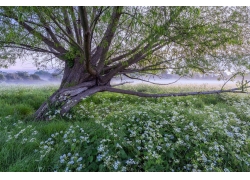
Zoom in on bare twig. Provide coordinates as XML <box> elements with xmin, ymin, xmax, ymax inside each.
<box><xmin>221</xmin><ymin>72</ymin><xmax>240</xmax><ymax>90</ymax></box>
<box><xmin>111</xmin><ymin>81</ymin><xmax>134</xmax><ymax>87</ymax></box>
<box><xmin>123</xmin><ymin>74</ymin><xmax>183</xmax><ymax>86</ymax></box>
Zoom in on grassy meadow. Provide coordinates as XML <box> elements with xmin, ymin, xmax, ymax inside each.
<box><xmin>0</xmin><ymin>83</ymin><xmax>249</xmax><ymax>172</ymax></box>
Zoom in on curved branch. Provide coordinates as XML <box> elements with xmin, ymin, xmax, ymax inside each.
<box><xmin>123</xmin><ymin>74</ymin><xmax>183</xmax><ymax>86</ymax></box>
<box><xmin>3</xmin><ymin>45</ymin><xmax>55</xmax><ymax>54</ymax></box>
<box><xmin>1</xmin><ymin>41</ymin><xmax>60</xmax><ymax>55</ymax></box>
<box><xmin>104</xmin><ymin>85</ymin><xmax>250</xmax><ymax>98</ymax></box>
<box><xmin>221</xmin><ymin>72</ymin><xmax>240</xmax><ymax>90</ymax></box>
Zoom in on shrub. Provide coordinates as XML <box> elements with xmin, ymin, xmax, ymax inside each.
<box><xmin>30</xmin><ymin>74</ymin><xmax>41</xmax><ymax>80</ymax></box>
<box><xmin>5</xmin><ymin>73</ymin><xmax>22</xmax><ymax>80</ymax></box>
<box><xmin>0</xmin><ymin>73</ymin><xmax>6</xmax><ymax>81</ymax></box>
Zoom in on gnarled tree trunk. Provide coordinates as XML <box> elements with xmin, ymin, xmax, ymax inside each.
<box><xmin>34</xmin><ymin>62</ymin><xmax>111</xmax><ymax>120</ymax></box>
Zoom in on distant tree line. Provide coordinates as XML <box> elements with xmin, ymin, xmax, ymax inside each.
<box><xmin>0</xmin><ymin>70</ymin><xmax>62</xmax><ymax>83</ymax></box>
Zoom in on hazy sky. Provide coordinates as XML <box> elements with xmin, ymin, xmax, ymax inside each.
<box><xmin>0</xmin><ymin>59</ymin><xmax>36</xmax><ymax>72</ymax></box>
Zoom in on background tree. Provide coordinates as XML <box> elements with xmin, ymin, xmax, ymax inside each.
<box><xmin>0</xmin><ymin>6</ymin><xmax>249</xmax><ymax>120</ymax></box>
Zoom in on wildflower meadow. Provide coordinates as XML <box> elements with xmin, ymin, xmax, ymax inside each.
<box><xmin>0</xmin><ymin>84</ymin><xmax>249</xmax><ymax>172</ymax></box>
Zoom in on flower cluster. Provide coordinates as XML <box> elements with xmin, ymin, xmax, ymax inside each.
<box><xmin>57</xmin><ymin>152</ymin><xmax>84</xmax><ymax>172</ymax></box>
<box><xmin>5</xmin><ymin>121</ymin><xmax>38</xmax><ymax>144</ymax></box>
<box><xmin>75</xmin><ymin>92</ymin><xmax>250</xmax><ymax>171</ymax></box>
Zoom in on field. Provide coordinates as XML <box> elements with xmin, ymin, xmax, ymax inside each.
<box><xmin>0</xmin><ymin>83</ymin><xmax>249</xmax><ymax>172</ymax></box>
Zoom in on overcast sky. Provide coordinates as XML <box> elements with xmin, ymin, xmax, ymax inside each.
<box><xmin>0</xmin><ymin>58</ymin><xmax>36</xmax><ymax>72</ymax></box>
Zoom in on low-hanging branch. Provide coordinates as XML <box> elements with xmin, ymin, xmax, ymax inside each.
<box><xmin>104</xmin><ymin>85</ymin><xmax>250</xmax><ymax>98</ymax></box>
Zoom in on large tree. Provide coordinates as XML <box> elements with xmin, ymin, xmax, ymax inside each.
<box><xmin>0</xmin><ymin>6</ymin><xmax>249</xmax><ymax>120</ymax></box>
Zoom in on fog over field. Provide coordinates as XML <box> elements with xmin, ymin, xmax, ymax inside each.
<box><xmin>111</xmin><ymin>77</ymin><xmax>237</xmax><ymax>89</ymax></box>
<box><xmin>0</xmin><ymin>75</ymin><xmax>237</xmax><ymax>89</ymax></box>
<box><xmin>112</xmin><ymin>78</ymin><xmax>236</xmax><ymax>85</ymax></box>
<box><xmin>0</xmin><ymin>68</ymin><xmax>239</xmax><ymax>89</ymax></box>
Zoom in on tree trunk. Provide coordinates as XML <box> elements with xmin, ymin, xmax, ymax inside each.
<box><xmin>33</xmin><ymin>84</ymin><xmax>105</xmax><ymax>120</ymax></box>
<box><xmin>60</xmin><ymin>60</ymin><xmax>92</xmax><ymax>89</ymax></box>
<box><xmin>34</xmin><ymin>61</ymin><xmax>110</xmax><ymax>121</ymax></box>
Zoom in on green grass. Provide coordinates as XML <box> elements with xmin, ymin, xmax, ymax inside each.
<box><xmin>0</xmin><ymin>84</ymin><xmax>249</xmax><ymax>172</ymax></box>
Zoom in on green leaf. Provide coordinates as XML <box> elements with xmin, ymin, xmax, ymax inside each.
<box><xmin>88</xmin><ymin>156</ymin><xmax>93</xmax><ymax>162</ymax></box>
<box><xmin>120</xmin><ymin>150</ymin><xmax>127</xmax><ymax>159</ymax></box>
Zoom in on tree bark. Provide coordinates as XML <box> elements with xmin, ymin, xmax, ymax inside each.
<box><xmin>34</xmin><ymin>60</ymin><xmax>107</xmax><ymax>121</ymax></box>
<box><xmin>60</xmin><ymin>60</ymin><xmax>90</xmax><ymax>88</ymax></box>
<box><xmin>33</xmin><ymin>82</ymin><xmax>105</xmax><ymax>120</ymax></box>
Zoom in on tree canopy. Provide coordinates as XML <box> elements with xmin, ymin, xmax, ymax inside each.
<box><xmin>0</xmin><ymin>6</ymin><xmax>249</xmax><ymax>119</ymax></box>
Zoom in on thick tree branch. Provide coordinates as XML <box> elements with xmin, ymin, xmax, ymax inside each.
<box><xmin>77</xmin><ymin>11</ymin><xmax>83</xmax><ymax>46</ymax></box>
<box><xmin>79</xmin><ymin>6</ymin><xmax>97</xmax><ymax>76</ymax></box>
<box><xmin>62</xmin><ymin>8</ymin><xmax>74</xmax><ymax>37</ymax></box>
<box><xmin>101</xmin><ymin>8</ymin><xmax>185</xmax><ymax>74</ymax></box>
<box><xmin>20</xmin><ymin>25</ymin><xmax>65</xmax><ymax>54</ymax></box>
<box><xmin>70</xmin><ymin>7</ymin><xmax>81</xmax><ymax>44</ymax></box>
<box><xmin>91</xmin><ymin>6</ymin><xmax>123</xmax><ymax>72</ymax></box>
<box><xmin>104</xmin><ymin>11</ymin><xmax>138</xmax><ymax>62</ymax></box>
<box><xmin>104</xmin><ymin>85</ymin><xmax>250</xmax><ymax>98</ymax></box>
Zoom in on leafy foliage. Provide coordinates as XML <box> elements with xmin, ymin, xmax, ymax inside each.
<box><xmin>0</xmin><ymin>6</ymin><xmax>249</xmax><ymax>77</ymax></box>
